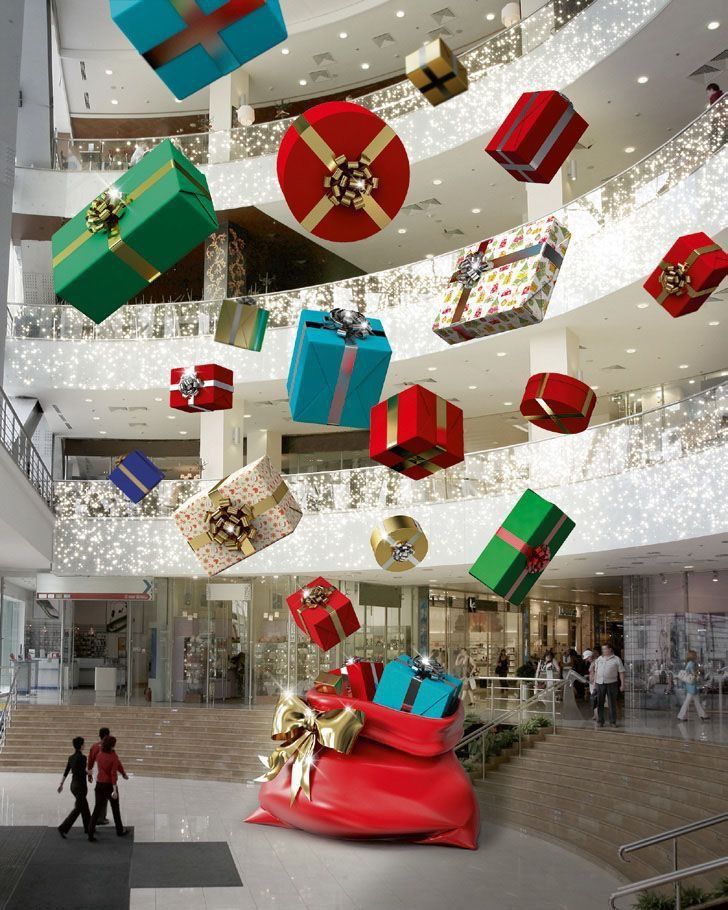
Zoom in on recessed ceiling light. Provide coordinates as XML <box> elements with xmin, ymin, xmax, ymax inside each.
<box><xmin>396</xmin><ymin>9</ymin><xmax>405</xmax><ymax>17</ymax></box>
<box><xmin>637</xmin><ymin>302</ymin><xmax>649</xmax><ymax>309</ymax></box>
<box><xmin>299</xmin><ymin>79</ymin><xmax>307</xmax><ymax>86</ymax></box>
<box><xmin>179</xmin><ymin>430</ymin><xmax>188</xmax><ymax>436</ymax></box>
<box><xmin>111</xmin><ymin>99</ymin><xmax>119</xmax><ymax>105</ymax></box>
<box><xmin>92</xmin><ymin>416</ymin><xmax>101</xmax><ymax>421</ymax></box>
<box><xmin>624</xmin><ymin>146</ymin><xmax>635</xmax><ymax>153</ymax></box>
<box><xmin>471</xmin><ymin>207</ymin><xmax>481</xmax><ymax>214</ymax></box>
<box><xmin>468</xmin><ymin>385</ymin><xmax>478</xmax><ymax>390</ymax></box>
<box><xmin>637</xmin><ymin>75</ymin><xmax>649</xmax><ymax>84</ymax></box>
<box><xmin>84</xmin><ymin>397</ymin><xmax>93</xmax><ymax>403</ymax></box>
<box><xmin>684</xmin><ymin>565</ymin><xmax>694</xmax><ymax>569</ymax></box>
<box><xmin>427</xmin><ymin>366</ymin><xmax>438</xmax><ymax>372</ymax></box>
<box><xmin>707</xmin><ymin>20</ymin><xmax>720</xmax><ymax>30</ymax></box>
<box><xmin>679</xmin><ymin>363</ymin><xmax>689</xmax><ymax>369</ymax></box>
<box><xmin>339</xmin><ymin>31</ymin><xmax>348</xmax><ymax>38</ymax></box>
<box><xmin>432</xmin><ymin>178</ymin><xmax>442</xmax><ymax>186</ymax></box>
<box><xmin>154</xmin><ymin>397</ymin><xmax>163</xmax><ymax>402</ymax></box>
<box><xmin>590</xmin><ymin>385</ymin><xmax>600</xmax><ymax>391</ymax></box>
<box><xmin>397</xmin><ymin>228</ymin><xmax>407</xmax><ymax>234</ymax></box>
<box><xmin>105</xmin><ymin>69</ymin><xmax>113</xmax><ymax>76</ymax></box>
<box><xmin>503</xmin><ymin>401</ymin><xmax>513</xmax><ymax>407</ymax></box>
<box><xmin>496</xmin><ymin>351</ymin><xmax>507</xmax><ymax>357</ymax></box>
<box><xmin>689</xmin><ymin>379</ymin><xmax>696</xmax><ymax>384</ymax></box>
<box><xmin>426</xmin><ymin>253</ymin><xmax>434</xmax><ymax>259</ymax></box>
<box><xmin>167</xmin><ymin>414</ymin><xmax>176</xmax><ymax>420</ymax></box>
<box><xmin>486</xmin><ymin>12</ymin><xmax>495</xmax><ymax>20</ymax></box>
<box><xmin>595</xmin><ymin>571</ymin><xmax>605</xmax><ymax>576</ymax></box>
<box><xmin>243</xmin><ymin>413</ymin><xmax>252</xmax><ymax>418</ymax></box>
<box><xmin>625</xmin><ymin>347</ymin><xmax>637</xmax><ymax>354</ymax></box>
<box><xmin>281</xmin><ymin>47</ymin><xmax>290</xmax><ymax>55</ymax></box>
<box><xmin>708</xmin><ymin>320</ymin><xmax>720</xmax><ymax>326</ymax></box>
<box><xmin>99</xmin><ymin>430</ymin><xmax>108</xmax><ymax>435</ymax></box>
<box><xmin>361</xmin><ymin>62</ymin><xmax>370</xmax><ymax>70</ymax></box>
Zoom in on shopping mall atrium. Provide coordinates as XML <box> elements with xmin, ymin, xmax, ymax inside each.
<box><xmin>0</xmin><ymin>0</ymin><xmax>726</xmax><ymax>907</ymax></box>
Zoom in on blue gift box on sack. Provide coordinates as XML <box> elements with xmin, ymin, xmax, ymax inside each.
<box><xmin>373</xmin><ymin>654</ymin><xmax>462</xmax><ymax>718</ymax></box>
<box><xmin>110</xmin><ymin>0</ymin><xmax>288</xmax><ymax>100</ymax></box>
<box><xmin>109</xmin><ymin>450</ymin><xmax>164</xmax><ymax>504</ymax></box>
<box><xmin>287</xmin><ymin>308</ymin><xmax>392</xmax><ymax>429</ymax></box>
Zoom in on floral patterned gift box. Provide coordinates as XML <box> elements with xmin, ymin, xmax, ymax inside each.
<box><xmin>432</xmin><ymin>216</ymin><xmax>571</xmax><ymax>345</ymax></box>
<box><xmin>173</xmin><ymin>455</ymin><xmax>302</xmax><ymax>576</ymax></box>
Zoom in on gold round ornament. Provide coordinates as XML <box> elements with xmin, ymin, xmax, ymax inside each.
<box><xmin>370</xmin><ymin>515</ymin><xmax>428</xmax><ymax>573</ymax></box>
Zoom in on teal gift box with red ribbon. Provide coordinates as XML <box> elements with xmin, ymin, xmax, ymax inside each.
<box><xmin>469</xmin><ymin>489</ymin><xmax>575</xmax><ymax>605</ymax></box>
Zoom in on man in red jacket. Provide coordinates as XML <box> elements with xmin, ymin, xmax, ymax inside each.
<box><xmin>88</xmin><ymin>735</ymin><xmax>129</xmax><ymax>841</ymax></box>
<box><xmin>87</xmin><ymin>726</ymin><xmax>110</xmax><ymax>825</ymax></box>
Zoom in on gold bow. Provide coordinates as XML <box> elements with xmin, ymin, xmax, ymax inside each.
<box><xmin>86</xmin><ymin>188</ymin><xmax>129</xmax><ymax>235</ymax></box>
<box><xmin>207</xmin><ymin>498</ymin><xmax>257</xmax><ymax>556</ymax></box>
<box><xmin>325</xmin><ymin>154</ymin><xmax>379</xmax><ymax>210</ymax></box>
<box><xmin>256</xmin><ymin>694</ymin><xmax>365</xmax><ymax>804</ymax></box>
<box><xmin>659</xmin><ymin>262</ymin><xmax>690</xmax><ymax>296</ymax></box>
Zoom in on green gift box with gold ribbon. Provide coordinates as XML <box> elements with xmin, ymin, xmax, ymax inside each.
<box><xmin>469</xmin><ymin>489</ymin><xmax>575</xmax><ymax>605</ymax></box>
<box><xmin>52</xmin><ymin>139</ymin><xmax>218</xmax><ymax>324</ymax></box>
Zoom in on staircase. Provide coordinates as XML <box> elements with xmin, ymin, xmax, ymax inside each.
<box><xmin>476</xmin><ymin>728</ymin><xmax>728</xmax><ymax>885</ymax></box>
<box><xmin>0</xmin><ymin>704</ymin><xmax>275</xmax><ymax>782</ymax></box>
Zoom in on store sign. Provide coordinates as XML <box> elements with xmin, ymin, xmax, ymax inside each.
<box><xmin>559</xmin><ymin>606</ymin><xmax>578</xmax><ymax>618</ymax></box>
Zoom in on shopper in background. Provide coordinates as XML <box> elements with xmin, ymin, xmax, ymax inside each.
<box><xmin>494</xmin><ymin>649</ymin><xmax>510</xmax><ymax>694</ymax></box>
<box><xmin>88</xmin><ymin>725</ymin><xmax>111</xmax><ymax>826</ymax></box>
<box><xmin>88</xmin><ymin>735</ymin><xmax>129</xmax><ymax>841</ymax></box>
<box><xmin>455</xmin><ymin>647</ymin><xmax>478</xmax><ymax>706</ymax></box>
<box><xmin>594</xmin><ymin>643</ymin><xmax>625</xmax><ymax>728</ymax></box>
<box><xmin>584</xmin><ymin>646</ymin><xmax>601</xmax><ymax>718</ymax></box>
<box><xmin>707</xmin><ymin>82</ymin><xmax>724</xmax><ymax>106</ymax></box>
<box><xmin>677</xmin><ymin>649</ymin><xmax>709</xmax><ymax>722</ymax></box>
<box><xmin>536</xmin><ymin>649</ymin><xmax>561</xmax><ymax>689</ymax></box>
<box><xmin>129</xmin><ymin>142</ymin><xmax>148</xmax><ymax>167</ymax></box>
<box><xmin>57</xmin><ymin>736</ymin><xmax>91</xmax><ymax>837</ymax></box>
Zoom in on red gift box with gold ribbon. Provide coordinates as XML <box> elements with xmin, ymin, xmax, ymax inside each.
<box><xmin>277</xmin><ymin>100</ymin><xmax>410</xmax><ymax>243</ymax></box>
<box><xmin>369</xmin><ymin>384</ymin><xmax>464</xmax><ymax>480</ymax></box>
<box><xmin>170</xmin><ymin>364</ymin><xmax>234</xmax><ymax>413</ymax></box>
<box><xmin>643</xmin><ymin>232</ymin><xmax>728</xmax><ymax>318</ymax></box>
<box><xmin>520</xmin><ymin>372</ymin><xmax>596</xmax><ymax>435</ymax></box>
<box><xmin>287</xmin><ymin>577</ymin><xmax>360</xmax><ymax>652</ymax></box>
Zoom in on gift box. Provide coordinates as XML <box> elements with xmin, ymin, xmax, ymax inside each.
<box><xmin>433</xmin><ymin>215</ymin><xmax>570</xmax><ymax>345</ymax></box>
<box><xmin>287</xmin><ymin>577</ymin><xmax>360</xmax><ymax>652</ymax></box>
<box><xmin>370</xmin><ymin>516</ymin><xmax>428</xmax><ymax>573</ymax></box>
<box><xmin>52</xmin><ymin>139</ymin><xmax>217</xmax><ymax>324</ymax></box>
<box><xmin>288</xmin><ymin>308</ymin><xmax>392</xmax><ymax>429</ymax></box>
<box><xmin>110</xmin><ymin>0</ymin><xmax>287</xmax><ymax>100</ymax></box>
<box><xmin>277</xmin><ymin>100</ymin><xmax>410</xmax><ymax>243</ymax></box>
<box><xmin>345</xmin><ymin>659</ymin><xmax>384</xmax><ymax>702</ymax></box>
<box><xmin>214</xmin><ymin>298</ymin><xmax>269</xmax><ymax>351</ymax></box>
<box><xmin>486</xmin><ymin>90</ymin><xmax>588</xmax><ymax>184</ymax></box>
<box><xmin>170</xmin><ymin>363</ymin><xmax>234</xmax><ymax>412</ymax></box>
<box><xmin>520</xmin><ymin>372</ymin><xmax>596</xmax><ymax>435</ymax></box>
<box><xmin>405</xmin><ymin>38</ymin><xmax>468</xmax><ymax>107</ymax></box>
<box><xmin>643</xmin><ymin>232</ymin><xmax>728</xmax><ymax>318</ymax></box>
<box><xmin>314</xmin><ymin>670</ymin><xmax>346</xmax><ymax>695</ymax></box>
<box><xmin>469</xmin><ymin>489</ymin><xmax>575</xmax><ymax>605</ymax></box>
<box><xmin>173</xmin><ymin>455</ymin><xmax>302</xmax><ymax>576</ymax></box>
<box><xmin>109</xmin><ymin>450</ymin><xmax>164</xmax><ymax>503</ymax></box>
<box><xmin>370</xmin><ymin>384</ymin><xmax>464</xmax><ymax>480</ymax></box>
<box><xmin>373</xmin><ymin>655</ymin><xmax>462</xmax><ymax>718</ymax></box>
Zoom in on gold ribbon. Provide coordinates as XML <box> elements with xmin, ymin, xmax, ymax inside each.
<box><xmin>299</xmin><ymin>586</ymin><xmax>347</xmax><ymax>644</ymax></box>
<box><xmin>655</xmin><ymin>243</ymin><xmax>721</xmax><ymax>304</ymax></box>
<box><xmin>187</xmin><ymin>479</ymin><xmax>288</xmax><ymax>554</ymax></box>
<box><xmin>293</xmin><ymin>114</ymin><xmax>396</xmax><ymax>233</ymax></box>
<box><xmin>116</xmin><ymin>462</ymin><xmax>150</xmax><ymax>496</ymax></box>
<box><xmin>256</xmin><ymin>694</ymin><xmax>365</xmax><ymax>804</ymax></box>
<box><xmin>522</xmin><ymin>374</ymin><xmax>595</xmax><ymax>434</ymax></box>
<box><xmin>53</xmin><ymin>157</ymin><xmax>212</xmax><ymax>283</ymax></box>
<box><xmin>384</xmin><ymin>394</ymin><xmax>449</xmax><ymax>475</ymax></box>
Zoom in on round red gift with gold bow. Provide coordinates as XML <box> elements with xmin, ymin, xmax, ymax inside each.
<box><xmin>277</xmin><ymin>100</ymin><xmax>410</xmax><ymax>243</ymax></box>
<box><xmin>520</xmin><ymin>372</ymin><xmax>596</xmax><ymax>435</ymax></box>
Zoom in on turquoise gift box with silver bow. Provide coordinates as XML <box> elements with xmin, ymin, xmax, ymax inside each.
<box><xmin>287</xmin><ymin>309</ymin><xmax>392</xmax><ymax>429</ymax></box>
<box><xmin>373</xmin><ymin>655</ymin><xmax>462</xmax><ymax>718</ymax></box>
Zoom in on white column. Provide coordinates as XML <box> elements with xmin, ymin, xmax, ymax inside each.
<box><xmin>199</xmin><ymin>398</ymin><xmax>246</xmax><ymax>479</ymax></box>
<box><xmin>0</xmin><ymin>0</ymin><xmax>24</xmax><ymax>384</ymax></box>
<box><xmin>246</xmin><ymin>429</ymin><xmax>282</xmax><ymax>473</ymax></box>
<box><xmin>19</xmin><ymin>240</ymin><xmax>54</xmax><ymax>304</ymax></box>
<box><xmin>16</xmin><ymin>0</ymin><xmax>52</xmax><ymax>168</ymax></box>
<box><xmin>208</xmin><ymin>70</ymin><xmax>250</xmax><ymax>164</ymax></box>
<box><xmin>528</xmin><ymin>327</ymin><xmax>580</xmax><ymax>441</ymax></box>
<box><xmin>523</xmin><ymin>170</ymin><xmax>565</xmax><ymax>222</ymax></box>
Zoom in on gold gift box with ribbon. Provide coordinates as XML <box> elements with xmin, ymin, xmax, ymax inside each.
<box><xmin>173</xmin><ymin>456</ymin><xmax>302</xmax><ymax>577</ymax></box>
<box><xmin>370</xmin><ymin>516</ymin><xmax>429</xmax><ymax>573</ymax></box>
<box><xmin>214</xmin><ymin>298</ymin><xmax>270</xmax><ymax>352</ymax></box>
<box><xmin>405</xmin><ymin>38</ymin><xmax>469</xmax><ymax>107</ymax></box>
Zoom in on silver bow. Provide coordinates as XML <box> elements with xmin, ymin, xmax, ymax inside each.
<box><xmin>455</xmin><ymin>250</ymin><xmax>493</xmax><ymax>289</ymax></box>
<box><xmin>327</xmin><ymin>308</ymin><xmax>372</xmax><ymax>340</ymax></box>
<box><xmin>179</xmin><ymin>371</ymin><xmax>202</xmax><ymax>400</ymax></box>
<box><xmin>410</xmin><ymin>654</ymin><xmax>445</xmax><ymax>680</ymax></box>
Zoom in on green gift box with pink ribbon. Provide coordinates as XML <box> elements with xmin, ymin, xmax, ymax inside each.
<box><xmin>469</xmin><ymin>489</ymin><xmax>575</xmax><ymax>605</ymax></box>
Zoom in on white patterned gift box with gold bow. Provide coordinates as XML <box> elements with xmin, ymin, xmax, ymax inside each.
<box><xmin>432</xmin><ymin>216</ymin><xmax>571</xmax><ymax>345</ymax></box>
<box><xmin>173</xmin><ymin>456</ymin><xmax>302</xmax><ymax>577</ymax></box>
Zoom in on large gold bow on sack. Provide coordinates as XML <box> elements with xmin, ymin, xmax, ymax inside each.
<box><xmin>256</xmin><ymin>694</ymin><xmax>365</xmax><ymax>805</ymax></box>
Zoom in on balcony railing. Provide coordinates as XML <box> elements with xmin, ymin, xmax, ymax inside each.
<box><xmin>52</xmin><ymin>382</ymin><xmax>727</xmax><ymax>520</ymax></box>
<box><xmin>52</xmin><ymin>0</ymin><xmax>596</xmax><ymax>171</ymax></box>
<box><xmin>10</xmin><ymin>97</ymin><xmax>727</xmax><ymax>342</ymax></box>
<box><xmin>0</xmin><ymin>388</ymin><xmax>53</xmax><ymax>508</ymax></box>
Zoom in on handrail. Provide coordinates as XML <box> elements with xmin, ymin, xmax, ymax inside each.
<box><xmin>0</xmin><ymin>667</ymin><xmax>20</xmax><ymax>755</ymax></box>
<box><xmin>0</xmin><ymin>386</ymin><xmax>53</xmax><ymax>508</ymax></box>
<box><xmin>609</xmin><ymin>858</ymin><xmax>728</xmax><ymax>909</ymax></box>
<box><xmin>619</xmin><ymin>813</ymin><xmax>728</xmax><ymax>861</ymax></box>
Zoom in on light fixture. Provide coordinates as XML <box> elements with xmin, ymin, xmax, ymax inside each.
<box><xmin>471</xmin><ymin>207</ymin><xmax>482</xmax><ymax>214</ymax></box>
<box><xmin>174</xmin><ymin>98</ymin><xmax>183</xmax><ymax>103</ymax></box>
<box><xmin>708</xmin><ymin>321</ymin><xmax>720</xmax><ymax>326</ymax></box>
<box><xmin>105</xmin><ymin>69</ymin><xmax>113</xmax><ymax>76</ymax></box>
<box><xmin>426</xmin><ymin>253</ymin><xmax>434</xmax><ymax>259</ymax></box>
<box><xmin>154</xmin><ymin>397</ymin><xmax>163</xmax><ymax>402</ymax></box>
<box><xmin>432</xmin><ymin>178</ymin><xmax>443</xmax><ymax>186</ymax></box>
<box><xmin>299</xmin><ymin>79</ymin><xmax>307</xmax><ymax>86</ymax></box>
<box><xmin>659</xmin><ymin>574</ymin><xmax>667</xmax><ymax>584</ymax></box>
<box><xmin>92</xmin><ymin>416</ymin><xmax>101</xmax><ymax>422</ymax></box>
<box><xmin>637</xmin><ymin>75</ymin><xmax>649</xmax><ymax>84</ymax></box>
<box><xmin>625</xmin><ymin>348</ymin><xmax>637</xmax><ymax>354</ymax></box>
<box><xmin>361</xmin><ymin>63</ymin><xmax>370</xmax><ymax>70</ymax></box>
<box><xmin>84</xmin><ymin>397</ymin><xmax>93</xmax><ymax>403</ymax></box>
<box><xmin>590</xmin><ymin>385</ymin><xmax>600</xmax><ymax>391</ymax></box>
<box><xmin>111</xmin><ymin>99</ymin><xmax>119</xmax><ymax>105</ymax></box>
<box><xmin>684</xmin><ymin>565</ymin><xmax>694</xmax><ymax>570</ymax></box>
<box><xmin>398</xmin><ymin>228</ymin><xmax>407</xmax><ymax>234</ymax></box>
<box><xmin>179</xmin><ymin>430</ymin><xmax>189</xmax><ymax>436</ymax></box>
<box><xmin>567</xmin><ymin>158</ymin><xmax>578</xmax><ymax>181</ymax></box>
<box><xmin>595</xmin><ymin>571</ymin><xmax>605</xmax><ymax>576</ymax></box>
<box><xmin>713</xmin><ymin>572</ymin><xmax>719</xmax><ymax>583</ymax></box>
<box><xmin>243</xmin><ymin>413</ymin><xmax>252</xmax><ymax>418</ymax></box>
<box><xmin>236</xmin><ymin>103</ymin><xmax>255</xmax><ymax>126</ymax></box>
<box><xmin>281</xmin><ymin>47</ymin><xmax>290</xmax><ymax>55</ymax></box>
<box><xmin>503</xmin><ymin>401</ymin><xmax>513</xmax><ymax>407</ymax></box>
<box><xmin>679</xmin><ymin>364</ymin><xmax>689</xmax><ymax>369</ymax></box>
<box><xmin>496</xmin><ymin>351</ymin><xmax>507</xmax><ymax>357</ymax></box>
<box><xmin>98</xmin><ymin>430</ymin><xmax>108</xmax><ymax>435</ymax></box>
<box><xmin>486</xmin><ymin>12</ymin><xmax>496</xmax><ymax>21</ymax></box>
<box><xmin>502</xmin><ymin>2</ymin><xmax>521</xmax><ymax>28</ymax></box>
<box><xmin>468</xmin><ymin>385</ymin><xmax>478</xmax><ymax>390</ymax></box>
<box><xmin>396</xmin><ymin>9</ymin><xmax>405</xmax><ymax>17</ymax></box>
<box><xmin>637</xmin><ymin>302</ymin><xmax>649</xmax><ymax>309</ymax></box>
<box><xmin>689</xmin><ymin>379</ymin><xmax>695</xmax><ymax>385</ymax></box>
<box><xmin>339</xmin><ymin>31</ymin><xmax>348</xmax><ymax>38</ymax></box>
<box><xmin>707</xmin><ymin>20</ymin><xmax>720</xmax><ymax>30</ymax></box>
<box><xmin>624</xmin><ymin>146</ymin><xmax>635</xmax><ymax>153</ymax></box>
<box><xmin>427</xmin><ymin>366</ymin><xmax>438</xmax><ymax>372</ymax></box>
<box><xmin>167</xmin><ymin>414</ymin><xmax>176</xmax><ymax>420</ymax></box>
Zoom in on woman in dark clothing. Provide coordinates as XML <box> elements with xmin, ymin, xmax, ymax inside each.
<box><xmin>495</xmin><ymin>649</ymin><xmax>510</xmax><ymax>692</ymax></box>
<box><xmin>88</xmin><ymin>735</ymin><xmax>129</xmax><ymax>841</ymax></box>
<box><xmin>57</xmin><ymin>736</ymin><xmax>91</xmax><ymax>837</ymax></box>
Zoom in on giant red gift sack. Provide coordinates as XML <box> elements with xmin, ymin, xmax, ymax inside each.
<box><xmin>247</xmin><ymin>689</ymin><xmax>479</xmax><ymax>849</ymax></box>
<box><xmin>277</xmin><ymin>101</ymin><xmax>410</xmax><ymax>243</ymax></box>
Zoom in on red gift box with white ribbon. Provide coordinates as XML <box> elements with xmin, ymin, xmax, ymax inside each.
<box><xmin>170</xmin><ymin>364</ymin><xmax>234</xmax><ymax>413</ymax></box>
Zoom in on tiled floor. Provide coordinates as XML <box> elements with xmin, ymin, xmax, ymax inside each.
<box><xmin>0</xmin><ymin>772</ymin><xmax>621</xmax><ymax>910</ymax></box>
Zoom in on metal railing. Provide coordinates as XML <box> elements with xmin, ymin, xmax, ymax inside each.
<box><xmin>0</xmin><ymin>387</ymin><xmax>53</xmax><ymax>508</ymax></box>
<box><xmin>0</xmin><ymin>667</ymin><xmax>20</xmax><ymax>755</ymax></box>
<box><xmin>12</xmin><ymin>96</ymin><xmax>727</xmax><ymax>336</ymax></box>
<box><xmin>611</xmin><ymin>814</ymin><xmax>728</xmax><ymax>908</ymax></box>
<box><xmin>51</xmin><ymin>0</ymin><xmax>596</xmax><ymax>171</ymax></box>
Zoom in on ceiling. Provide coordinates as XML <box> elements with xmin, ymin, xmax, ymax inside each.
<box><xmin>54</xmin><ymin>0</ymin><xmax>503</xmax><ymax>116</ymax></box>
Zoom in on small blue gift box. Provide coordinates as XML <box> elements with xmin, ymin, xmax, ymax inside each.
<box><xmin>287</xmin><ymin>309</ymin><xmax>392</xmax><ymax>429</ymax></box>
<box><xmin>109</xmin><ymin>450</ymin><xmax>164</xmax><ymax>504</ymax></box>
<box><xmin>110</xmin><ymin>0</ymin><xmax>288</xmax><ymax>100</ymax></box>
<box><xmin>373</xmin><ymin>654</ymin><xmax>462</xmax><ymax>718</ymax></box>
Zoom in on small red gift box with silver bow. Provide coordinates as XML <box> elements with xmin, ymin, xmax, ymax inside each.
<box><xmin>170</xmin><ymin>364</ymin><xmax>234</xmax><ymax>413</ymax></box>
<box><xmin>287</xmin><ymin>577</ymin><xmax>360</xmax><ymax>652</ymax></box>
<box><xmin>345</xmin><ymin>658</ymin><xmax>384</xmax><ymax>701</ymax></box>
<box><xmin>643</xmin><ymin>232</ymin><xmax>728</xmax><ymax>318</ymax></box>
<box><xmin>520</xmin><ymin>372</ymin><xmax>596</xmax><ymax>435</ymax></box>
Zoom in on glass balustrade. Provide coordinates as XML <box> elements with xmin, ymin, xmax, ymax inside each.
<box><xmin>52</xmin><ymin>382</ymin><xmax>727</xmax><ymax>520</ymax></box>
<box><xmin>0</xmin><ymin>388</ymin><xmax>53</xmax><ymax>507</ymax></box>
<box><xmin>9</xmin><ymin>97</ymin><xmax>727</xmax><ymax>341</ymax></box>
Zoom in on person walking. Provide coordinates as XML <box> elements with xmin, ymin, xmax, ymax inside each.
<box><xmin>88</xmin><ymin>726</ymin><xmax>111</xmax><ymax>825</ymax></box>
<box><xmin>57</xmin><ymin>736</ymin><xmax>91</xmax><ymax>837</ymax></box>
<box><xmin>584</xmin><ymin>646</ymin><xmax>601</xmax><ymax>719</ymax></box>
<box><xmin>455</xmin><ymin>648</ymin><xmax>478</xmax><ymax>706</ymax></box>
<box><xmin>594</xmin><ymin>644</ymin><xmax>625</xmax><ymax>728</ymax></box>
<box><xmin>494</xmin><ymin>649</ymin><xmax>510</xmax><ymax>694</ymax></box>
<box><xmin>707</xmin><ymin>82</ymin><xmax>724</xmax><ymax>106</ymax></box>
<box><xmin>536</xmin><ymin>650</ymin><xmax>561</xmax><ymax>689</ymax></box>
<box><xmin>88</xmin><ymin>735</ymin><xmax>129</xmax><ymax>841</ymax></box>
<box><xmin>677</xmin><ymin>650</ymin><xmax>708</xmax><ymax>722</ymax></box>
